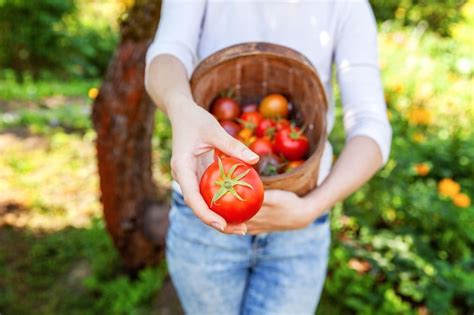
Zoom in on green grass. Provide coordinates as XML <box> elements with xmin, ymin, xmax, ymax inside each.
<box><xmin>0</xmin><ymin>104</ymin><xmax>92</xmax><ymax>133</ymax></box>
<box><xmin>0</xmin><ymin>220</ymin><xmax>167</xmax><ymax>315</ymax></box>
<box><xmin>0</xmin><ymin>70</ymin><xmax>99</xmax><ymax>102</ymax></box>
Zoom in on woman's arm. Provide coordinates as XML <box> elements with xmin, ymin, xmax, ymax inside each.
<box><xmin>246</xmin><ymin>136</ymin><xmax>383</xmax><ymax>234</ymax></box>
<box><xmin>145</xmin><ymin>2</ymin><xmax>259</xmax><ymax>235</ymax></box>
<box><xmin>246</xmin><ymin>1</ymin><xmax>391</xmax><ymax>234</ymax></box>
<box><xmin>146</xmin><ymin>56</ymin><xmax>260</xmax><ymax>237</ymax></box>
<box><xmin>304</xmin><ymin>136</ymin><xmax>383</xmax><ymax>215</ymax></box>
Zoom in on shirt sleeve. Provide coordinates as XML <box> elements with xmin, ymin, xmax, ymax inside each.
<box><xmin>334</xmin><ymin>0</ymin><xmax>392</xmax><ymax>165</ymax></box>
<box><xmin>145</xmin><ymin>0</ymin><xmax>206</xmax><ymax>77</ymax></box>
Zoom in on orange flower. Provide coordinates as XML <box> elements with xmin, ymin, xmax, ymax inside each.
<box><xmin>348</xmin><ymin>258</ymin><xmax>372</xmax><ymax>275</ymax></box>
<box><xmin>453</xmin><ymin>193</ymin><xmax>471</xmax><ymax>208</ymax></box>
<box><xmin>438</xmin><ymin>178</ymin><xmax>461</xmax><ymax>198</ymax></box>
<box><xmin>408</xmin><ymin>107</ymin><xmax>432</xmax><ymax>126</ymax></box>
<box><xmin>88</xmin><ymin>87</ymin><xmax>99</xmax><ymax>100</ymax></box>
<box><xmin>414</xmin><ymin>163</ymin><xmax>430</xmax><ymax>176</ymax></box>
<box><xmin>412</xmin><ymin>132</ymin><xmax>426</xmax><ymax>143</ymax></box>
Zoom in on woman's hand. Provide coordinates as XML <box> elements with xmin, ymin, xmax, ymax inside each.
<box><xmin>246</xmin><ymin>190</ymin><xmax>323</xmax><ymax>234</ymax></box>
<box><xmin>167</xmin><ymin>93</ymin><xmax>260</xmax><ymax>235</ymax></box>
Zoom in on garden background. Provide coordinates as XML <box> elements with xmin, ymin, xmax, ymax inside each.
<box><xmin>0</xmin><ymin>0</ymin><xmax>473</xmax><ymax>314</ymax></box>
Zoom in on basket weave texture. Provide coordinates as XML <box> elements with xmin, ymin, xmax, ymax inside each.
<box><xmin>191</xmin><ymin>42</ymin><xmax>328</xmax><ymax>196</ymax></box>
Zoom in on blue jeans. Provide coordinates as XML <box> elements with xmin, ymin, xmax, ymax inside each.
<box><xmin>167</xmin><ymin>190</ymin><xmax>331</xmax><ymax>315</ymax></box>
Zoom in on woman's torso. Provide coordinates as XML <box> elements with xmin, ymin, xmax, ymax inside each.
<box><xmin>197</xmin><ymin>1</ymin><xmax>340</xmax><ymax>182</ymax></box>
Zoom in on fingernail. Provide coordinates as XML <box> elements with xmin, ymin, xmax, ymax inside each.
<box><xmin>233</xmin><ymin>229</ymin><xmax>246</xmax><ymax>236</ymax></box>
<box><xmin>243</xmin><ymin>149</ymin><xmax>259</xmax><ymax>161</ymax></box>
<box><xmin>211</xmin><ymin>222</ymin><xmax>224</xmax><ymax>232</ymax></box>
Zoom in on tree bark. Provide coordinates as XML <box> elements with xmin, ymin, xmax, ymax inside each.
<box><xmin>92</xmin><ymin>0</ymin><xmax>167</xmax><ymax>271</ymax></box>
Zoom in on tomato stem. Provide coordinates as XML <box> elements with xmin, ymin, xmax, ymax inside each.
<box><xmin>210</xmin><ymin>157</ymin><xmax>253</xmax><ymax>206</ymax></box>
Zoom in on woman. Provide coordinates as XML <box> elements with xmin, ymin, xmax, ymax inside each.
<box><xmin>145</xmin><ymin>0</ymin><xmax>392</xmax><ymax>314</ymax></box>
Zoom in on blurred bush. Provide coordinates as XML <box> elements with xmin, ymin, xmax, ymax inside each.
<box><xmin>318</xmin><ymin>4</ymin><xmax>474</xmax><ymax>313</ymax></box>
<box><xmin>370</xmin><ymin>0</ymin><xmax>468</xmax><ymax>36</ymax></box>
<box><xmin>0</xmin><ymin>0</ymin><xmax>119</xmax><ymax>80</ymax></box>
<box><xmin>0</xmin><ymin>220</ymin><xmax>166</xmax><ymax>314</ymax></box>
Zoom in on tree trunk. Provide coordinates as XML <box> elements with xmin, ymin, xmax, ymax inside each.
<box><xmin>92</xmin><ymin>0</ymin><xmax>167</xmax><ymax>271</ymax></box>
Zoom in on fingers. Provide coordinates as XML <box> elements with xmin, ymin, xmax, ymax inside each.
<box><xmin>211</xmin><ymin>128</ymin><xmax>259</xmax><ymax>165</ymax></box>
<box><xmin>172</xmin><ymin>155</ymin><xmax>249</xmax><ymax>235</ymax></box>
<box><xmin>171</xmin><ymin>155</ymin><xmax>227</xmax><ymax>230</ymax></box>
<box><xmin>223</xmin><ymin>223</ymin><xmax>248</xmax><ymax>235</ymax></box>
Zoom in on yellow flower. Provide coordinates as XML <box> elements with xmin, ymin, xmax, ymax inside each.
<box><xmin>408</xmin><ymin>107</ymin><xmax>432</xmax><ymax>125</ymax></box>
<box><xmin>395</xmin><ymin>8</ymin><xmax>406</xmax><ymax>20</ymax></box>
<box><xmin>438</xmin><ymin>178</ymin><xmax>461</xmax><ymax>198</ymax></box>
<box><xmin>414</xmin><ymin>163</ymin><xmax>430</xmax><ymax>176</ymax></box>
<box><xmin>387</xmin><ymin>110</ymin><xmax>393</xmax><ymax>121</ymax></box>
<box><xmin>416</xmin><ymin>83</ymin><xmax>434</xmax><ymax>100</ymax></box>
<box><xmin>88</xmin><ymin>87</ymin><xmax>99</xmax><ymax>100</ymax></box>
<box><xmin>412</xmin><ymin>132</ymin><xmax>426</xmax><ymax>143</ymax></box>
<box><xmin>393</xmin><ymin>83</ymin><xmax>404</xmax><ymax>94</ymax></box>
<box><xmin>453</xmin><ymin>193</ymin><xmax>471</xmax><ymax>208</ymax></box>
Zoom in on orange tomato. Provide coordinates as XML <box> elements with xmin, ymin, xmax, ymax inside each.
<box><xmin>259</xmin><ymin>94</ymin><xmax>289</xmax><ymax>118</ymax></box>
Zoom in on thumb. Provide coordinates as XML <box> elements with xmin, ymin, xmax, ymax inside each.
<box><xmin>212</xmin><ymin>129</ymin><xmax>259</xmax><ymax>165</ymax></box>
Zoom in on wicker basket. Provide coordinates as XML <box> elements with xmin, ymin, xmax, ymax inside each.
<box><xmin>191</xmin><ymin>42</ymin><xmax>328</xmax><ymax>196</ymax></box>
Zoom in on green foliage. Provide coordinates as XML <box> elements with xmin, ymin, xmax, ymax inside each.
<box><xmin>0</xmin><ymin>0</ymin><xmax>75</xmax><ymax>77</ymax></box>
<box><xmin>0</xmin><ymin>70</ymin><xmax>99</xmax><ymax>101</ymax></box>
<box><xmin>84</xmin><ymin>264</ymin><xmax>167</xmax><ymax>315</ymax></box>
<box><xmin>0</xmin><ymin>104</ymin><xmax>92</xmax><ymax>133</ymax></box>
<box><xmin>370</xmin><ymin>0</ymin><xmax>467</xmax><ymax>36</ymax></box>
<box><xmin>0</xmin><ymin>220</ymin><xmax>167</xmax><ymax>315</ymax></box>
<box><xmin>154</xmin><ymin>111</ymin><xmax>173</xmax><ymax>177</ymax></box>
<box><xmin>0</xmin><ymin>0</ymin><xmax>118</xmax><ymax>80</ymax></box>
<box><xmin>318</xmin><ymin>18</ymin><xmax>474</xmax><ymax>315</ymax></box>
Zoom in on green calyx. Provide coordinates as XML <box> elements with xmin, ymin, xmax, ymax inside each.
<box><xmin>265</xmin><ymin>126</ymin><xmax>276</xmax><ymax>138</ymax></box>
<box><xmin>236</xmin><ymin>118</ymin><xmax>256</xmax><ymax>130</ymax></box>
<box><xmin>289</xmin><ymin>124</ymin><xmax>305</xmax><ymax>140</ymax></box>
<box><xmin>211</xmin><ymin>157</ymin><xmax>253</xmax><ymax>206</ymax></box>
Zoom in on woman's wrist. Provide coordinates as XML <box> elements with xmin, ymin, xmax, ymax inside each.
<box><xmin>166</xmin><ymin>92</ymin><xmax>195</xmax><ymax>121</ymax></box>
<box><xmin>302</xmin><ymin>184</ymin><xmax>333</xmax><ymax>221</ymax></box>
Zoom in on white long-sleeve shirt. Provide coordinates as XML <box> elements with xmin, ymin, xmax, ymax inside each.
<box><xmin>146</xmin><ymin>0</ymin><xmax>392</xmax><ymax>187</ymax></box>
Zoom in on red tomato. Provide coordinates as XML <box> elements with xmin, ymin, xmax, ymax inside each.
<box><xmin>259</xmin><ymin>94</ymin><xmax>289</xmax><ymax>118</ymax></box>
<box><xmin>275</xmin><ymin>118</ymin><xmax>291</xmax><ymax>131</ymax></box>
<box><xmin>238</xmin><ymin>111</ymin><xmax>263</xmax><ymax>130</ymax></box>
<box><xmin>212</xmin><ymin>97</ymin><xmax>240</xmax><ymax>120</ymax></box>
<box><xmin>274</xmin><ymin>126</ymin><xmax>309</xmax><ymax>161</ymax></box>
<box><xmin>255</xmin><ymin>118</ymin><xmax>276</xmax><ymax>138</ymax></box>
<box><xmin>242</xmin><ymin>104</ymin><xmax>258</xmax><ymax>113</ymax></box>
<box><xmin>256</xmin><ymin>154</ymin><xmax>283</xmax><ymax>176</ymax></box>
<box><xmin>200</xmin><ymin>157</ymin><xmax>264</xmax><ymax>224</ymax></box>
<box><xmin>285</xmin><ymin>160</ymin><xmax>305</xmax><ymax>173</ymax></box>
<box><xmin>220</xmin><ymin>120</ymin><xmax>241</xmax><ymax>137</ymax></box>
<box><xmin>249</xmin><ymin>138</ymin><xmax>273</xmax><ymax>157</ymax></box>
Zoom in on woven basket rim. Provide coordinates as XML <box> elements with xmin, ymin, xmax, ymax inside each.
<box><xmin>192</xmin><ymin>42</ymin><xmax>327</xmax><ymax>107</ymax></box>
<box><xmin>190</xmin><ymin>42</ymin><xmax>329</xmax><ymax>191</ymax></box>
